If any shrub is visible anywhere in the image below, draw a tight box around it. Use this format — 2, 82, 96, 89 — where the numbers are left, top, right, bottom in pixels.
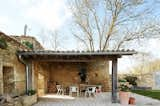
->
27, 89, 36, 96
0, 37, 8, 49
22, 41, 33, 49
124, 76, 138, 86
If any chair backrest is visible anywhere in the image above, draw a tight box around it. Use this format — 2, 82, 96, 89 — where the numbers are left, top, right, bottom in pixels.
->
86, 87, 96, 93
56, 85, 62, 90
70, 86, 78, 92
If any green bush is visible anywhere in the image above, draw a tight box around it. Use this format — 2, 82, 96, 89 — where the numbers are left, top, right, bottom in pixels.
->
22, 41, 33, 49
124, 75, 138, 86
0, 37, 8, 49
27, 89, 36, 96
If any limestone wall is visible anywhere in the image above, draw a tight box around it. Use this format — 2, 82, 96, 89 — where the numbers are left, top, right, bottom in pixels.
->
87, 59, 111, 91
49, 62, 81, 89
33, 62, 49, 96
33, 59, 111, 95
11, 35, 44, 50
0, 34, 26, 95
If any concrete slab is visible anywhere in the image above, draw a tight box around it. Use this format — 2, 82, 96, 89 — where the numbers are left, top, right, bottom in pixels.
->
33, 92, 160, 106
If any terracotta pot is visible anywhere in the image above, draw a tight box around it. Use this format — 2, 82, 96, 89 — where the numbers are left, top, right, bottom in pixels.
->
119, 91, 130, 105
129, 97, 136, 105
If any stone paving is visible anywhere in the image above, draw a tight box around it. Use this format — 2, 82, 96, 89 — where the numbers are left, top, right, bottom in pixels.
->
33, 92, 160, 106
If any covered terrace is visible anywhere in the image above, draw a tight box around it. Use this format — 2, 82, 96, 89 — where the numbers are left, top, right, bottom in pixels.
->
17, 50, 136, 103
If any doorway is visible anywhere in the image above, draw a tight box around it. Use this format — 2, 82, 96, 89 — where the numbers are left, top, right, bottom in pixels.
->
3, 66, 14, 94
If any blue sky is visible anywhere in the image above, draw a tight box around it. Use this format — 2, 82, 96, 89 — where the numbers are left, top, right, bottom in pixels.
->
0, 0, 71, 42
0, 0, 160, 73
0, 0, 75, 49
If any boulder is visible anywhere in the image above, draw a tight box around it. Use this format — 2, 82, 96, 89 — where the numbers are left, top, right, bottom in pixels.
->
0, 98, 6, 104
4, 94, 14, 103
1, 103, 14, 106
14, 100, 22, 106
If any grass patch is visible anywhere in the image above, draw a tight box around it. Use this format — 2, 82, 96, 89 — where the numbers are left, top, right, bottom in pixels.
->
131, 90, 160, 100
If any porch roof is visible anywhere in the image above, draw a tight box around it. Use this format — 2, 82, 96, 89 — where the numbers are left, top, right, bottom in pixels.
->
18, 50, 137, 103
18, 49, 136, 56
17, 50, 136, 62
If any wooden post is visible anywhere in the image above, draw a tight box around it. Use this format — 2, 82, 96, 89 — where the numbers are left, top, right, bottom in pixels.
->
112, 58, 118, 103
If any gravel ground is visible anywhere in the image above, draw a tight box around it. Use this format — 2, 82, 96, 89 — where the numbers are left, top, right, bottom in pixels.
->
33, 92, 160, 106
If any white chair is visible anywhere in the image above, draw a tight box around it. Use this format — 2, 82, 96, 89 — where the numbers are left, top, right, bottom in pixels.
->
56, 85, 64, 95
69, 86, 79, 97
85, 87, 96, 97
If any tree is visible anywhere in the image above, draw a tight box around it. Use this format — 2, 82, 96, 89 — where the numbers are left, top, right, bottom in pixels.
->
69, 0, 160, 51
49, 30, 60, 51
38, 29, 61, 50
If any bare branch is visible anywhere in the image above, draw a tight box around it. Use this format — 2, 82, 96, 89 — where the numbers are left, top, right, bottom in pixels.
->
69, 0, 159, 51
72, 33, 90, 50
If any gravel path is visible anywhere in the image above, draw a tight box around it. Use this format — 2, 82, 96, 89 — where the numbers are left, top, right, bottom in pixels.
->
33, 92, 160, 106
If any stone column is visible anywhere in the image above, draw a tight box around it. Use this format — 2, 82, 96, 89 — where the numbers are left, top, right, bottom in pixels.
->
112, 58, 118, 103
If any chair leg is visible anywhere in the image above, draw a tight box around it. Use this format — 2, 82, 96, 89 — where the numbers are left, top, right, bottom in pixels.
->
57, 90, 59, 95
88, 92, 91, 97
85, 92, 87, 97
69, 92, 72, 96
92, 92, 95, 97
62, 90, 64, 95
77, 92, 79, 97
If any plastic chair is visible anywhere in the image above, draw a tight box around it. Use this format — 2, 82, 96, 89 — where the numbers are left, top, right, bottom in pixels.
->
69, 86, 79, 97
85, 87, 96, 97
56, 85, 64, 95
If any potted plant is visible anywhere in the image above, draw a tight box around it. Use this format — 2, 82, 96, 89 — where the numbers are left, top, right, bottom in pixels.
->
118, 79, 132, 105
22, 89, 37, 106
27, 89, 36, 96
96, 83, 102, 93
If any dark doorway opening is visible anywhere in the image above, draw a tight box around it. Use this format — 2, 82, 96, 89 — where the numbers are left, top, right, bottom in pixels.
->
3, 66, 14, 94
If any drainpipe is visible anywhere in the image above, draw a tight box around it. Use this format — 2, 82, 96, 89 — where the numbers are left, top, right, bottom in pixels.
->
18, 55, 29, 94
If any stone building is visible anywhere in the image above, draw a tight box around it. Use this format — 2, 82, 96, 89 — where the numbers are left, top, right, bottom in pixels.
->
0, 31, 136, 103
0, 32, 111, 96
0, 32, 43, 95
11, 35, 44, 50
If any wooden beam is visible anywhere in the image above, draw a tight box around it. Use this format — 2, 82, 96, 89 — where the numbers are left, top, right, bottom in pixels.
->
112, 58, 118, 103
23, 55, 122, 62
31, 59, 96, 62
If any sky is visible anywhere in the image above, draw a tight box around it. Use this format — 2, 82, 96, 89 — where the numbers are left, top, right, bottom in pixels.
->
0, 0, 71, 34
0, 0, 160, 73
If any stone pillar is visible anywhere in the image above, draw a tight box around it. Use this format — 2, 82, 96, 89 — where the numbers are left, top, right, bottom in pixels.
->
112, 58, 118, 103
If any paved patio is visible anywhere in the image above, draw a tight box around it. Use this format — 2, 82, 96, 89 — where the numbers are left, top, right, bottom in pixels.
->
34, 92, 160, 106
